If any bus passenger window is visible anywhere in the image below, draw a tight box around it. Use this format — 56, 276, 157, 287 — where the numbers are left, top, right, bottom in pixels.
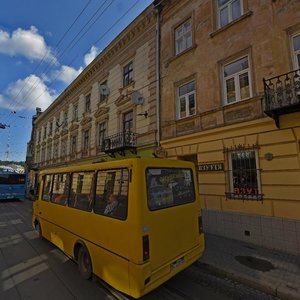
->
94, 168, 128, 220
42, 175, 53, 201
50, 173, 69, 205
147, 168, 195, 210
69, 172, 93, 211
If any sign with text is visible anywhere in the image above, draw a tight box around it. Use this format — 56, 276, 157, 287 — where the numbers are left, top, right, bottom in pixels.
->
198, 162, 224, 172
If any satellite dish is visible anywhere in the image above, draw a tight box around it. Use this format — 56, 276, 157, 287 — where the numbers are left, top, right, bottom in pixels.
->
131, 91, 144, 105
99, 84, 110, 96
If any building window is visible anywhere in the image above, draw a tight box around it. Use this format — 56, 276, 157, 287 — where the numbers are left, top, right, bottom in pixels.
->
85, 94, 91, 113
175, 18, 192, 55
98, 122, 106, 147
218, 0, 243, 28
292, 33, 300, 69
49, 122, 53, 136
223, 56, 251, 104
43, 126, 47, 139
123, 62, 133, 87
123, 110, 133, 132
71, 135, 77, 154
47, 144, 52, 161
225, 145, 262, 200
73, 104, 78, 121
83, 129, 90, 151
53, 142, 59, 159
63, 111, 68, 127
177, 81, 196, 119
61, 139, 67, 157
38, 129, 41, 142
99, 81, 109, 102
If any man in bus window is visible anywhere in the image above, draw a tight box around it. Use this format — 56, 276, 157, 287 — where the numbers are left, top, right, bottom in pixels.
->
104, 194, 119, 215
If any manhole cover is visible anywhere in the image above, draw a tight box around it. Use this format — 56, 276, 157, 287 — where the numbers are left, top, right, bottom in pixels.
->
235, 256, 275, 272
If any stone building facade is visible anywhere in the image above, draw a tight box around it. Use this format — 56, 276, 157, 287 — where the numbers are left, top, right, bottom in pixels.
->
158, 0, 300, 254
26, 0, 300, 255
27, 4, 158, 182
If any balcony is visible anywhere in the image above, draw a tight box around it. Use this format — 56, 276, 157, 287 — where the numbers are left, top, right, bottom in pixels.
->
263, 69, 300, 128
101, 131, 137, 157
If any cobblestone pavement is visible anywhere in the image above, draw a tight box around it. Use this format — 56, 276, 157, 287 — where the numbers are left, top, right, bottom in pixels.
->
0, 199, 285, 300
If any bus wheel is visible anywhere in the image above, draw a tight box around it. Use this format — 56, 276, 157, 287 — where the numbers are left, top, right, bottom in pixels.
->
78, 246, 92, 280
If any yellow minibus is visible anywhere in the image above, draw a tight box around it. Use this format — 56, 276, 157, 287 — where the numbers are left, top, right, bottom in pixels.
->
32, 157, 204, 298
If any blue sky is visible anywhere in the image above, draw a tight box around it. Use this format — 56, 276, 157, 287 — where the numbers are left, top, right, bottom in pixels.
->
0, 0, 153, 162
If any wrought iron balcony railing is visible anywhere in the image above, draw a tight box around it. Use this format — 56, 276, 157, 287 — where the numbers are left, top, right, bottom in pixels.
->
101, 131, 137, 156
263, 68, 300, 127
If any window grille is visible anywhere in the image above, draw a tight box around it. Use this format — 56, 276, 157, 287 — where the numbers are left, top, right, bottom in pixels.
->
224, 144, 263, 200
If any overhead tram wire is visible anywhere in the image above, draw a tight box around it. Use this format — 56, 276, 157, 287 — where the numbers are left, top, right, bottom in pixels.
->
2, 0, 93, 125
14, 0, 141, 120
7, 0, 114, 122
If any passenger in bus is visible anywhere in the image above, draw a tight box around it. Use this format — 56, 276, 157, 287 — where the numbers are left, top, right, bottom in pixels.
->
104, 193, 119, 215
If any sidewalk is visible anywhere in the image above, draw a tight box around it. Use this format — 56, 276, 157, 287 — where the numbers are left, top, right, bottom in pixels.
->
200, 233, 300, 300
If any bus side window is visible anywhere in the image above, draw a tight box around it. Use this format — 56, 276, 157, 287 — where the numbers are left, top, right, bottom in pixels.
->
50, 173, 69, 205
94, 168, 128, 220
69, 172, 93, 211
42, 175, 53, 201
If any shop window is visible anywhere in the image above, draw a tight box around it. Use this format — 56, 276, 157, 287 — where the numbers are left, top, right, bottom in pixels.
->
225, 145, 262, 200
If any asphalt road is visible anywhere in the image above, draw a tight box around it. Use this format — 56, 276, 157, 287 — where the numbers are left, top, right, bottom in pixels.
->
0, 199, 279, 300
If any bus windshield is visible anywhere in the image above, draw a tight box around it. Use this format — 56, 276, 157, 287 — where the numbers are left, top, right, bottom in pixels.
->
0, 174, 26, 185
146, 167, 195, 210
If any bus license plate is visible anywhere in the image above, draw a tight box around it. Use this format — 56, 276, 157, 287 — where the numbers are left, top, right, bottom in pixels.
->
171, 257, 184, 270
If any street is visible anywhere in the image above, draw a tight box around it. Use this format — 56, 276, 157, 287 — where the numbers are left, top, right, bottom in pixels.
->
0, 199, 279, 300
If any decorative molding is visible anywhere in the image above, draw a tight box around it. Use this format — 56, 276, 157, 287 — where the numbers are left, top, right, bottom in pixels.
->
69, 122, 79, 132
60, 128, 69, 137
80, 114, 92, 127
94, 106, 110, 119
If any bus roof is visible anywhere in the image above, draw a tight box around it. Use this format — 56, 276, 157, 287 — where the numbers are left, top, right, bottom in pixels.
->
38, 157, 195, 175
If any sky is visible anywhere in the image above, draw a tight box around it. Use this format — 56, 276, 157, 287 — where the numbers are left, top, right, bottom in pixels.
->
0, 0, 153, 162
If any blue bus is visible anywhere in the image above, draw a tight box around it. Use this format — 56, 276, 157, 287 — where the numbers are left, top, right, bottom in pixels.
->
0, 171, 26, 201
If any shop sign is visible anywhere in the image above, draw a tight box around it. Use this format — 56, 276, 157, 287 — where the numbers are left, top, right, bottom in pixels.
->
198, 162, 224, 172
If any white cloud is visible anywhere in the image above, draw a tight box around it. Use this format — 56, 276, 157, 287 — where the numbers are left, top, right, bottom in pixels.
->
0, 75, 56, 111
54, 65, 83, 85
84, 46, 100, 66
0, 26, 57, 63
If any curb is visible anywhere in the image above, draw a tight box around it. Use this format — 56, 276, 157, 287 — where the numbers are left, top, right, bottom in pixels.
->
200, 262, 300, 300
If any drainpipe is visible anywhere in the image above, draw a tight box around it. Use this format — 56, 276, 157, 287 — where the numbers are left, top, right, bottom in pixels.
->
155, 1, 162, 148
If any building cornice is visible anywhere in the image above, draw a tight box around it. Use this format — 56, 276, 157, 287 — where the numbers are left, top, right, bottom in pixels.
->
34, 5, 156, 125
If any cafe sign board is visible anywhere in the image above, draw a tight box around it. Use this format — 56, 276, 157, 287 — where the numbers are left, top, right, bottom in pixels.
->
198, 162, 224, 172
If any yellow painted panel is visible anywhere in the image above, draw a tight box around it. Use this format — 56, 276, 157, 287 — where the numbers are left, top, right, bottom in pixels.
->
245, 134, 258, 146
259, 143, 298, 157
233, 136, 246, 146
223, 138, 234, 149
200, 184, 225, 195
203, 195, 222, 210
263, 186, 300, 200
293, 128, 300, 140
198, 151, 224, 162
222, 198, 273, 216
198, 140, 224, 152
261, 172, 300, 185
260, 157, 299, 170
259, 129, 295, 145
280, 112, 300, 128
198, 173, 225, 184
273, 200, 300, 220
